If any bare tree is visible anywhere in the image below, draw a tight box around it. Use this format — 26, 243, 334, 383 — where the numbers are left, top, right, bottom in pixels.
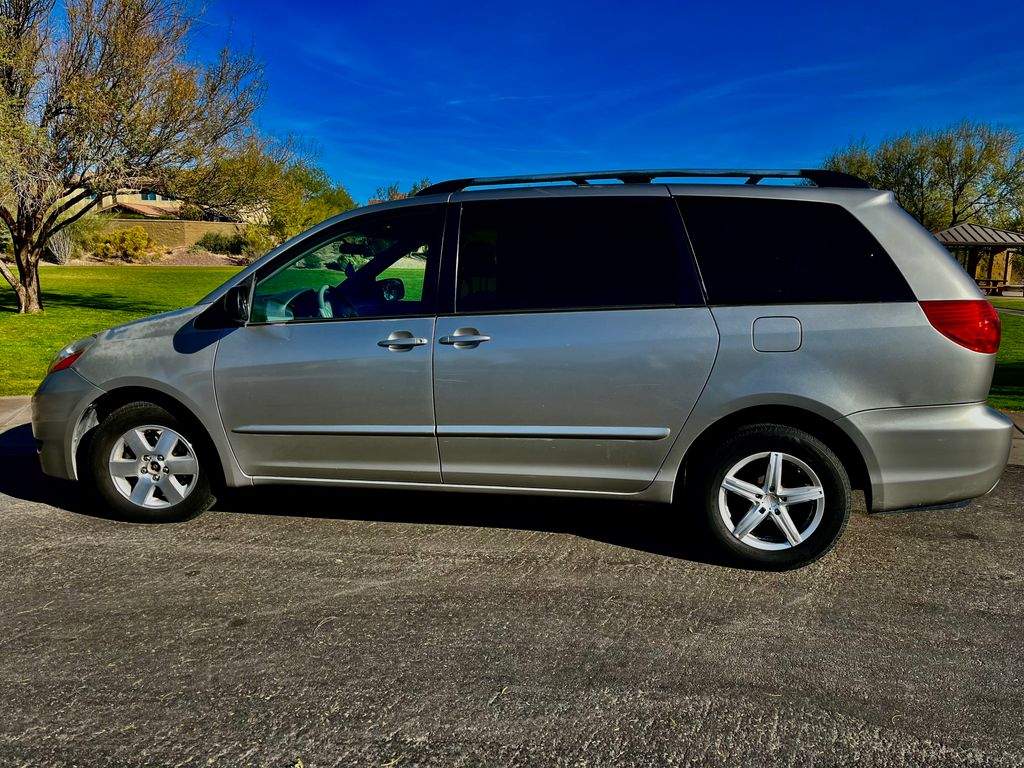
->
372, 178, 430, 202
0, 0, 265, 313
932, 123, 1024, 228
372, 182, 403, 202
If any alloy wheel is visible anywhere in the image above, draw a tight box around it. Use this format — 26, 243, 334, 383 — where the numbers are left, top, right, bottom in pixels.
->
717, 451, 826, 550
107, 424, 199, 508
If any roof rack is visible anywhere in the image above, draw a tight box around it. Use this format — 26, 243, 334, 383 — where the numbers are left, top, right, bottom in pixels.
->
415, 168, 870, 197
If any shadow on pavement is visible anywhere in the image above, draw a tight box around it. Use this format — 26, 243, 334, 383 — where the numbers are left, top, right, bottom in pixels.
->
0, 423, 86, 512
218, 485, 726, 566
0, 421, 726, 567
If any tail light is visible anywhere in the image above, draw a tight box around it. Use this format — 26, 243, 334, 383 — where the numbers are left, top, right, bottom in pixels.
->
920, 300, 1001, 354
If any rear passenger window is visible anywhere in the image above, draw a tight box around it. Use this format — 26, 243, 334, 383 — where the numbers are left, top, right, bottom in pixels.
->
456, 197, 702, 313
676, 197, 914, 305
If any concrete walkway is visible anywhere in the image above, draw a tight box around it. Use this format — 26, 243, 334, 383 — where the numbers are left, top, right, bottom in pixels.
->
0, 395, 30, 431
1, 395, 1022, 465
1008, 410, 1024, 466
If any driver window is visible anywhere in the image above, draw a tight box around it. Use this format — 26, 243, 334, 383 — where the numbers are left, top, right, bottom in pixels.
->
251, 206, 443, 323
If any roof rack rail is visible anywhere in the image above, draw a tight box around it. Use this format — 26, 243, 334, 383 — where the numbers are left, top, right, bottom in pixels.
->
415, 168, 870, 197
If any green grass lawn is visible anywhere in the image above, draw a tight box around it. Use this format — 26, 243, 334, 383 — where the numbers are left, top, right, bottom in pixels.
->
0, 265, 426, 396
2, 266, 1024, 412
257, 267, 425, 301
989, 296, 1024, 310
1, 266, 240, 395
990, 311, 1024, 412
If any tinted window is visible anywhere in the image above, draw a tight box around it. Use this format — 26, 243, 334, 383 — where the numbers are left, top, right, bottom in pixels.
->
455, 197, 701, 313
252, 207, 442, 323
676, 197, 914, 304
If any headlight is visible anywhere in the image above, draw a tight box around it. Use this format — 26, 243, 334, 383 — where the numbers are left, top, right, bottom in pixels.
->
48, 335, 96, 374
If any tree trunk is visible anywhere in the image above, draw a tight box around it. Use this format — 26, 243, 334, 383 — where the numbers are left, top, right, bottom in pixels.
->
1, 213, 49, 314
13, 242, 44, 314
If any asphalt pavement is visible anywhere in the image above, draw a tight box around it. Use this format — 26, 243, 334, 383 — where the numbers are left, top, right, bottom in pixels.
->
0, 416, 1022, 767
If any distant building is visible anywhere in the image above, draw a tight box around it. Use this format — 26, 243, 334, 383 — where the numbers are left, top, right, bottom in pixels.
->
91, 190, 182, 218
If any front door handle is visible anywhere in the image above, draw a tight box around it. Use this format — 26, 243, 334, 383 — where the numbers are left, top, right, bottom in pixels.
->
377, 330, 428, 352
439, 327, 491, 349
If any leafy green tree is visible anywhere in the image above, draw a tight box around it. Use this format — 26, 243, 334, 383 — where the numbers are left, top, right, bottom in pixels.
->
175, 145, 356, 250
267, 163, 356, 240
170, 137, 293, 223
825, 122, 1024, 233
0, 0, 264, 313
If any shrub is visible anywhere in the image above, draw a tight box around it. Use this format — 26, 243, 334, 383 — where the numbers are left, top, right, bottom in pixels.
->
241, 226, 274, 260
66, 212, 106, 256
93, 226, 156, 261
42, 230, 74, 264
38, 211, 106, 264
195, 227, 273, 263
195, 230, 245, 255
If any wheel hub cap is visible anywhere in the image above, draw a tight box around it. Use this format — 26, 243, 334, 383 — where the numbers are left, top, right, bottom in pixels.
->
108, 424, 198, 509
718, 451, 826, 551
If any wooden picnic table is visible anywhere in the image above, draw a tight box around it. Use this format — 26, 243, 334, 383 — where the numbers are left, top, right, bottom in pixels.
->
976, 279, 1024, 296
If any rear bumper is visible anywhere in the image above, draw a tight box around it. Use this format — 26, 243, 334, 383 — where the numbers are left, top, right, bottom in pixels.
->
31, 368, 105, 481
837, 403, 1013, 512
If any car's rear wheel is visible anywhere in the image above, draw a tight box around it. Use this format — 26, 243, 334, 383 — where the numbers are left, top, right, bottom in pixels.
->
691, 424, 851, 570
87, 402, 214, 523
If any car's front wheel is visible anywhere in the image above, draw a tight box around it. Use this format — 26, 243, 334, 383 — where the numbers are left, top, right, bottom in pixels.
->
692, 424, 851, 570
87, 401, 214, 523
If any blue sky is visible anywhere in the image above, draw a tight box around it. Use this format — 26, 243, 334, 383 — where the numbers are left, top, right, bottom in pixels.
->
194, 0, 1024, 204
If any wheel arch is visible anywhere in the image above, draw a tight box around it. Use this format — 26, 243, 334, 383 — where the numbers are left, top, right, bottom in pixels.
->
676, 404, 872, 509
73, 386, 229, 489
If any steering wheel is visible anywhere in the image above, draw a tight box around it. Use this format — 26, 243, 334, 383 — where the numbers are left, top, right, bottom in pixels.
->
316, 285, 333, 318
319, 284, 358, 318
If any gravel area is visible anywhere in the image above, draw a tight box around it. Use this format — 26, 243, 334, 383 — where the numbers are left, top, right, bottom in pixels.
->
0, 419, 1022, 766
64, 247, 245, 267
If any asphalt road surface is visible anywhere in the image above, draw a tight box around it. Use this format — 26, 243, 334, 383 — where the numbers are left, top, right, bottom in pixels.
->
1, 421, 1022, 767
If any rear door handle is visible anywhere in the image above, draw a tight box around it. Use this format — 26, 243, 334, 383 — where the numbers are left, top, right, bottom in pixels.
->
377, 330, 428, 351
439, 328, 491, 348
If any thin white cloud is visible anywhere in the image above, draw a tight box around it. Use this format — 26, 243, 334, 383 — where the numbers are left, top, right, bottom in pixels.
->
446, 94, 553, 106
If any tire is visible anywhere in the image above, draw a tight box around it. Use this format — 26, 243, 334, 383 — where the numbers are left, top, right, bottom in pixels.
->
86, 401, 215, 523
690, 423, 851, 570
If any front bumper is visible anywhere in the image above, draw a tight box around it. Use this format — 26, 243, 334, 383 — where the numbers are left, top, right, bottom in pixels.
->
31, 368, 105, 481
837, 402, 1013, 512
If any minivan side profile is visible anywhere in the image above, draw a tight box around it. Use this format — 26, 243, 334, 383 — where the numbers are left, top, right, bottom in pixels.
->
32, 169, 1014, 569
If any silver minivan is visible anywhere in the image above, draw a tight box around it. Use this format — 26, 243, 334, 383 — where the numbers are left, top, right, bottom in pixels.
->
32, 169, 1013, 569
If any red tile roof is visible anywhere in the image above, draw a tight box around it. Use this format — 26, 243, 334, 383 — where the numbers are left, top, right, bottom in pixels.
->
106, 201, 176, 218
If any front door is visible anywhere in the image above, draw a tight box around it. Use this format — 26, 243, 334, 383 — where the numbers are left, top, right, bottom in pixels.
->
433, 192, 719, 492
214, 204, 445, 483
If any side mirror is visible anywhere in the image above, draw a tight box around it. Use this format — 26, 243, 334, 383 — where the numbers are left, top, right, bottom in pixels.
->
378, 277, 405, 302
223, 278, 253, 324
194, 275, 254, 330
